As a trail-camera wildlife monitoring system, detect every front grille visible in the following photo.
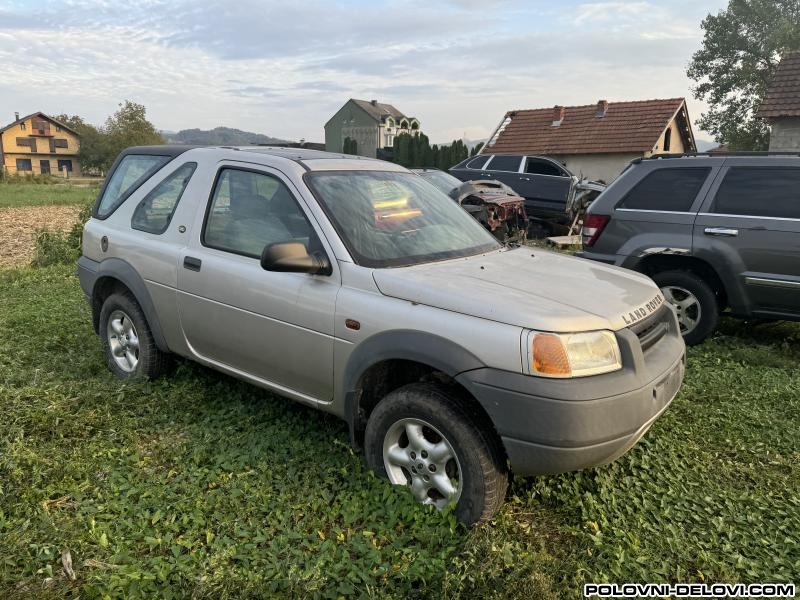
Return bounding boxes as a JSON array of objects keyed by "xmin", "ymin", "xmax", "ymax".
[{"xmin": 629, "ymin": 306, "xmax": 670, "ymax": 352}]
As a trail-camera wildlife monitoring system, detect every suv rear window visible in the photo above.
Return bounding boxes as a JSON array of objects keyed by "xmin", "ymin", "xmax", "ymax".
[
  {"xmin": 618, "ymin": 167, "xmax": 710, "ymax": 212},
  {"xmin": 712, "ymin": 167, "xmax": 800, "ymax": 219},
  {"xmin": 486, "ymin": 155, "xmax": 522, "ymax": 172},
  {"xmin": 96, "ymin": 154, "xmax": 172, "ymax": 218}
]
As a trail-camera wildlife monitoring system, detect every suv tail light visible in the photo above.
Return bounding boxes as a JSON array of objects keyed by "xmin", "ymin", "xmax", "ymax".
[{"xmin": 582, "ymin": 214, "xmax": 610, "ymax": 247}]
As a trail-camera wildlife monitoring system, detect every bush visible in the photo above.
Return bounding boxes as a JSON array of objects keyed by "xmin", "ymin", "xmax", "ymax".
[
  {"xmin": 0, "ymin": 172, "xmax": 59, "ymax": 185},
  {"xmin": 31, "ymin": 200, "xmax": 94, "ymax": 267}
]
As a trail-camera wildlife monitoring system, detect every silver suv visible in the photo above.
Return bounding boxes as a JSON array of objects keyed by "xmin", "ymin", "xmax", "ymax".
[{"xmin": 79, "ymin": 146, "xmax": 685, "ymax": 524}]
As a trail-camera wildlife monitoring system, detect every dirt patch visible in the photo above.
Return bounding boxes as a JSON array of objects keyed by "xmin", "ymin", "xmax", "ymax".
[{"xmin": 0, "ymin": 205, "xmax": 81, "ymax": 268}]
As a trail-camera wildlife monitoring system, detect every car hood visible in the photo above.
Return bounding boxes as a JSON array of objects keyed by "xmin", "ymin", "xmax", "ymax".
[{"xmin": 372, "ymin": 247, "xmax": 665, "ymax": 332}]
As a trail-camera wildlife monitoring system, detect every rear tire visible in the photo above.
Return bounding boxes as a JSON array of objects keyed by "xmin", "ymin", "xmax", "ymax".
[
  {"xmin": 365, "ymin": 383, "xmax": 508, "ymax": 525},
  {"xmin": 652, "ymin": 270, "xmax": 719, "ymax": 345},
  {"xmin": 99, "ymin": 292, "xmax": 171, "ymax": 379}
]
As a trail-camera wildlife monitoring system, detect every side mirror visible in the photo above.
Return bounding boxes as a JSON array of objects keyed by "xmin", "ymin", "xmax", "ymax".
[{"xmin": 260, "ymin": 242, "xmax": 332, "ymax": 276}]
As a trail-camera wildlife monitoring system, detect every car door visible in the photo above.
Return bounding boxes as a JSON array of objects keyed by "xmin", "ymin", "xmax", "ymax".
[
  {"xmin": 512, "ymin": 157, "xmax": 573, "ymax": 215},
  {"xmin": 176, "ymin": 162, "xmax": 339, "ymax": 402},
  {"xmin": 480, "ymin": 155, "xmax": 523, "ymax": 192},
  {"xmin": 694, "ymin": 160, "xmax": 800, "ymax": 317},
  {"xmin": 449, "ymin": 155, "xmax": 492, "ymax": 183},
  {"xmin": 587, "ymin": 163, "xmax": 719, "ymax": 260}
]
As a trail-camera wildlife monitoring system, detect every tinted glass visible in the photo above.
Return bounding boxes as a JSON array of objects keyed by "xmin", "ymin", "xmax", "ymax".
[
  {"xmin": 487, "ymin": 155, "xmax": 522, "ymax": 172},
  {"xmin": 712, "ymin": 167, "xmax": 800, "ymax": 219},
  {"xmin": 204, "ymin": 168, "xmax": 315, "ymax": 258},
  {"xmin": 466, "ymin": 155, "xmax": 490, "ymax": 169},
  {"xmin": 97, "ymin": 154, "xmax": 171, "ymax": 217},
  {"xmin": 306, "ymin": 171, "xmax": 500, "ymax": 268},
  {"xmin": 131, "ymin": 163, "xmax": 196, "ymax": 234},
  {"xmin": 525, "ymin": 158, "xmax": 566, "ymax": 177},
  {"xmin": 618, "ymin": 168, "xmax": 710, "ymax": 212}
]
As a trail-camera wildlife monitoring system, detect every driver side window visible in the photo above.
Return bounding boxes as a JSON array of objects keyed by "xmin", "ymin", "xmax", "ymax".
[{"xmin": 203, "ymin": 168, "xmax": 316, "ymax": 258}]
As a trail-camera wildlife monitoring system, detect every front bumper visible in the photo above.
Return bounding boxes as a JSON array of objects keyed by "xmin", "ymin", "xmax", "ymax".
[{"xmin": 457, "ymin": 308, "xmax": 685, "ymax": 475}]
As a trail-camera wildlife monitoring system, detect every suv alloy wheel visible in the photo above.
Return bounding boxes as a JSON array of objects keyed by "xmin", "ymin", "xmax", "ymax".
[{"xmin": 652, "ymin": 270, "xmax": 719, "ymax": 345}]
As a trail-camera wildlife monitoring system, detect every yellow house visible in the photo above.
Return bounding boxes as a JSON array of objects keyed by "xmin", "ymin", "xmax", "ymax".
[{"xmin": 0, "ymin": 112, "xmax": 81, "ymax": 177}]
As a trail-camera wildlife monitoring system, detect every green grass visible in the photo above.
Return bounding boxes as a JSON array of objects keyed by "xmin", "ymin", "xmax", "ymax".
[
  {"xmin": 0, "ymin": 265, "xmax": 798, "ymax": 598},
  {"xmin": 0, "ymin": 183, "xmax": 99, "ymax": 208}
]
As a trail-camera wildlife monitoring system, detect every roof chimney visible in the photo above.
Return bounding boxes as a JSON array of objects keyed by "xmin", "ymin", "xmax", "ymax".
[
  {"xmin": 14, "ymin": 112, "xmax": 19, "ymax": 122},
  {"xmin": 552, "ymin": 105, "xmax": 565, "ymax": 126},
  {"xmin": 370, "ymin": 99, "xmax": 378, "ymax": 106},
  {"xmin": 596, "ymin": 100, "xmax": 609, "ymax": 117}
]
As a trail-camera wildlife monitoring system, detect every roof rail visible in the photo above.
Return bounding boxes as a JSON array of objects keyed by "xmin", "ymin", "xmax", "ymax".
[{"xmin": 638, "ymin": 151, "xmax": 800, "ymax": 161}]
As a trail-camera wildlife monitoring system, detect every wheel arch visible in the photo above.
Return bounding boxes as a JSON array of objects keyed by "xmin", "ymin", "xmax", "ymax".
[
  {"xmin": 87, "ymin": 258, "xmax": 170, "ymax": 352},
  {"xmin": 342, "ymin": 331, "xmax": 497, "ymax": 448},
  {"xmin": 636, "ymin": 254, "xmax": 730, "ymax": 309}
]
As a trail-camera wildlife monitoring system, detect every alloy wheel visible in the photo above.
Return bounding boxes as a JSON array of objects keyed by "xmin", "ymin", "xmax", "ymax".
[
  {"xmin": 106, "ymin": 309, "xmax": 140, "ymax": 373},
  {"xmin": 382, "ymin": 418, "xmax": 462, "ymax": 509},
  {"xmin": 661, "ymin": 285, "xmax": 702, "ymax": 335}
]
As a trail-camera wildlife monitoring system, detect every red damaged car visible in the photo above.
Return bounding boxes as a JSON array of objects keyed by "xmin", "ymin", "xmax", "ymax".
[{"xmin": 413, "ymin": 168, "xmax": 528, "ymax": 243}]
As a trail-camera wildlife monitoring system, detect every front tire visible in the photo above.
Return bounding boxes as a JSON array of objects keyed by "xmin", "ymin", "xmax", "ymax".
[
  {"xmin": 652, "ymin": 270, "xmax": 719, "ymax": 345},
  {"xmin": 365, "ymin": 383, "xmax": 508, "ymax": 525},
  {"xmin": 99, "ymin": 292, "xmax": 170, "ymax": 379}
]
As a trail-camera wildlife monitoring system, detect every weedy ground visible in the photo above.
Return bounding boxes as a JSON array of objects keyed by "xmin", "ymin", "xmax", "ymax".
[{"xmin": 1, "ymin": 265, "xmax": 797, "ymax": 599}]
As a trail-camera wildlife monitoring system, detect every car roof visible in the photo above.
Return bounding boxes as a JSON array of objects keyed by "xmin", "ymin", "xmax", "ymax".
[{"xmin": 122, "ymin": 145, "xmax": 409, "ymax": 173}]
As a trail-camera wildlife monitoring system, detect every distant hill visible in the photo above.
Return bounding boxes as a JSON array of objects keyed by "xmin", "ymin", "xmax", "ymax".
[{"xmin": 164, "ymin": 127, "xmax": 291, "ymax": 146}]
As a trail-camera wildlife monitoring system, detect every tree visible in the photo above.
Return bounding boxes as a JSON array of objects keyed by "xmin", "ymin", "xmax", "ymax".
[
  {"xmin": 54, "ymin": 113, "xmax": 108, "ymax": 175},
  {"xmin": 391, "ymin": 134, "xmax": 471, "ymax": 169},
  {"xmin": 470, "ymin": 141, "xmax": 484, "ymax": 157},
  {"xmin": 687, "ymin": 0, "xmax": 800, "ymax": 150},
  {"xmin": 55, "ymin": 101, "xmax": 164, "ymax": 174},
  {"xmin": 342, "ymin": 136, "xmax": 358, "ymax": 154},
  {"xmin": 103, "ymin": 101, "xmax": 164, "ymax": 166}
]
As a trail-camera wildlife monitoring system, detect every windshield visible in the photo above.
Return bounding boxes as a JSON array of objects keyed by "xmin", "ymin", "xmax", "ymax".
[
  {"xmin": 417, "ymin": 170, "xmax": 463, "ymax": 196},
  {"xmin": 306, "ymin": 171, "xmax": 501, "ymax": 268}
]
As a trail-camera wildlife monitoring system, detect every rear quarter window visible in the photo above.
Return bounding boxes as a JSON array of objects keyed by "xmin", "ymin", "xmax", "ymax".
[
  {"xmin": 466, "ymin": 155, "xmax": 490, "ymax": 170},
  {"xmin": 712, "ymin": 167, "xmax": 800, "ymax": 219},
  {"xmin": 131, "ymin": 162, "xmax": 197, "ymax": 234},
  {"xmin": 96, "ymin": 154, "xmax": 172, "ymax": 218},
  {"xmin": 617, "ymin": 167, "xmax": 710, "ymax": 212}
]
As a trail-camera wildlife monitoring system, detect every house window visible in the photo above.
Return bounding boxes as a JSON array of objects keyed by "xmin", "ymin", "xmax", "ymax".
[
  {"xmin": 54, "ymin": 139, "xmax": 68, "ymax": 148},
  {"xmin": 57, "ymin": 159, "xmax": 73, "ymax": 172},
  {"xmin": 16, "ymin": 137, "xmax": 37, "ymax": 151},
  {"xmin": 19, "ymin": 122, "xmax": 26, "ymax": 130},
  {"xmin": 386, "ymin": 134, "xmax": 394, "ymax": 147},
  {"xmin": 664, "ymin": 128, "xmax": 672, "ymax": 152},
  {"xmin": 16, "ymin": 159, "xmax": 32, "ymax": 172}
]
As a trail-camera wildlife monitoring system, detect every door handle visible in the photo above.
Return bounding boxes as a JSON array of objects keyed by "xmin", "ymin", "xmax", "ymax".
[
  {"xmin": 520, "ymin": 177, "xmax": 531, "ymax": 181},
  {"xmin": 183, "ymin": 256, "xmax": 202, "ymax": 271},
  {"xmin": 704, "ymin": 227, "xmax": 738, "ymax": 237}
]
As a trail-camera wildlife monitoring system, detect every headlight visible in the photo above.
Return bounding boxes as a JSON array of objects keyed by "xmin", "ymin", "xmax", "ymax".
[{"xmin": 524, "ymin": 330, "xmax": 622, "ymax": 378}]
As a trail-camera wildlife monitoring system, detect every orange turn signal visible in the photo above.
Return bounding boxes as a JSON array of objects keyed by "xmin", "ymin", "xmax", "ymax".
[{"xmin": 532, "ymin": 333, "xmax": 571, "ymax": 376}]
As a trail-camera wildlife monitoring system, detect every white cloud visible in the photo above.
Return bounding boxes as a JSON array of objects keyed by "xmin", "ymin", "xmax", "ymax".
[{"xmin": 0, "ymin": 0, "xmax": 727, "ymax": 143}]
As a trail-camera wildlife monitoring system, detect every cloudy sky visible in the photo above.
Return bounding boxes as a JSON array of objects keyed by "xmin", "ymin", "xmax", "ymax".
[{"xmin": 0, "ymin": 0, "xmax": 727, "ymax": 144}]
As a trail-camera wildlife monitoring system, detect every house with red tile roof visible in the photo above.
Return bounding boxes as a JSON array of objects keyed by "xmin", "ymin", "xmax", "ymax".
[
  {"xmin": 757, "ymin": 51, "xmax": 800, "ymax": 152},
  {"xmin": 483, "ymin": 98, "xmax": 696, "ymax": 182}
]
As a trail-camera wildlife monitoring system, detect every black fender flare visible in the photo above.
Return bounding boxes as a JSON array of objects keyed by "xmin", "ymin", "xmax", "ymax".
[
  {"xmin": 80, "ymin": 256, "xmax": 170, "ymax": 352},
  {"xmin": 341, "ymin": 330, "xmax": 485, "ymax": 441}
]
